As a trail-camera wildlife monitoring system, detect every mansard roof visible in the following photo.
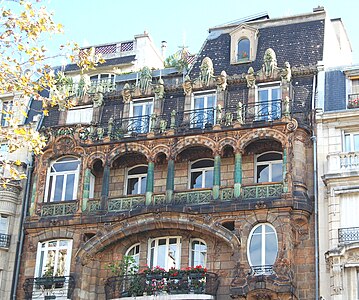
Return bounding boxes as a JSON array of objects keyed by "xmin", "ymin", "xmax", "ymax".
[{"xmin": 190, "ymin": 13, "xmax": 325, "ymax": 77}]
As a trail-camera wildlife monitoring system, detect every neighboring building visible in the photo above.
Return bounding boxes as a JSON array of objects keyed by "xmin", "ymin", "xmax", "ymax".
[
  {"xmin": 18, "ymin": 8, "xmax": 351, "ymax": 300},
  {"xmin": 317, "ymin": 65, "xmax": 359, "ymax": 300},
  {"xmin": 0, "ymin": 92, "xmax": 41, "ymax": 299}
]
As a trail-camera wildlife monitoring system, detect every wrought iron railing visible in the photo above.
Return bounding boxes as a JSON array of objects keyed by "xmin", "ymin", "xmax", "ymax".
[
  {"xmin": 243, "ymin": 99, "xmax": 282, "ymax": 123},
  {"xmin": 104, "ymin": 272, "xmax": 219, "ymax": 299},
  {"xmin": 110, "ymin": 115, "xmax": 151, "ymax": 138},
  {"xmin": 242, "ymin": 183, "xmax": 283, "ymax": 199},
  {"xmin": 40, "ymin": 200, "xmax": 78, "ymax": 217},
  {"xmin": 340, "ymin": 152, "xmax": 359, "ymax": 169},
  {"xmin": 348, "ymin": 93, "xmax": 359, "ymax": 108},
  {"xmin": 23, "ymin": 276, "xmax": 75, "ymax": 300},
  {"xmin": 0, "ymin": 233, "xmax": 10, "ymax": 248},
  {"xmin": 175, "ymin": 108, "xmax": 215, "ymax": 132},
  {"xmin": 250, "ymin": 265, "xmax": 274, "ymax": 276},
  {"xmin": 338, "ymin": 227, "xmax": 359, "ymax": 244}
]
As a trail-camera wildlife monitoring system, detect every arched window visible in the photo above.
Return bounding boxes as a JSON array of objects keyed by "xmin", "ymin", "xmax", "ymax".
[
  {"xmin": 45, "ymin": 157, "xmax": 80, "ymax": 202},
  {"xmin": 190, "ymin": 159, "xmax": 214, "ymax": 189},
  {"xmin": 237, "ymin": 38, "xmax": 250, "ymax": 61},
  {"xmin": 148, "ymin": 236, "xmax": 181, "ymax": 270},
  {"xmin": 125, "ymin": 243, "xmax": 140, "ymax": 272},
  {"xmin": 190, "ymin": 239, "xmax": 207, "ymax": 267},
  {"xmin": 255, "ymin": 152, "xmax": 283, "ymax": 183},
  {"xmin": 247, "ymin": 223, "xmax": 278, "ymax": 274},
  {"xmin": 126, "ymin": 165, "xmax": 147, "ymax": 195}
]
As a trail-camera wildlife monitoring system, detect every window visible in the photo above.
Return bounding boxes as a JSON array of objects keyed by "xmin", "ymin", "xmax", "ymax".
[
  {"xmin": 66, "ymin": 105, "xmax": 93, "ymax": 124},
  {"xmin": 344, "ymin": 132, "xmax": 359, "ymax": 152},
  {"xmin": 35, "ymin": 240, "xmax": 72, "ymax": 278},
  {"xmin": 126, "ymin": 243, "xmax": 140, "ymax": 267},
  {"xmin": 248, "ymin": 223, "xmax": 278, "ymax": 274},
  {"xmin": 126, "ymin": 165, "xmax": 147, "ymax": 195},
  {"xmin": 190, "ymin": 159, "xmax": 214, "ymax": 189},
  {"xmin": 0, "ymin": 101, "xmax": 12, "ymax": 127},
  {"xmin": 190, "ymin": 239, "xmax": 207, "ymax": 267},
  {"xmin": 45, "ymin": 157, "xmax": 80, "ymax": 202},
  {"xmin": 129, "ymin": 98, "xmax": 153, "ymax": 134},
  {"xmin": 191, "ymin": 93, "xmax": 216, "ymax": 129},
  {"xmin": 237, "ymin": 38, "xmax": 250, "ymax": 61},
  {"xmin": 0, "ymin": 215, "xmax": 9, "ymax": 248},
  {"xmin": 148, "ymin": 236, "xmax": 181, "ymax": 270},
  {"xmin": 256, "ymin": 152, "xmax": 283, "ymax": 183},
  {"xmin": 256, "ymin": 84, "xmax": 281, "ymax": 121},
  {"xmin": 90, "ymin": 73, "xmax": 115, "ymax": 92},
  {"xmin": 0, "ymin": 143, "xmax": 8, "ymax": 160}
]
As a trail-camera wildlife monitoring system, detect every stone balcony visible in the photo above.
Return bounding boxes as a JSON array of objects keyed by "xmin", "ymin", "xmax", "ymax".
[{"xmin": 326, "ymin": 152, "xmax": 359, "ymax": 176}]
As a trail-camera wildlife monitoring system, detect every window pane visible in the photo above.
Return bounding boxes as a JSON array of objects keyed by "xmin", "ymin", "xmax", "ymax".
[
  {"xmin": 127, "ymin": 178, "xmax": 139, "ymax": 195},
  {"xmin": 207, "ymin": 96, "xmax": 215, "ymax": 108},
  {"xmin": 140, "ymin": 176, "xmax": 147, "ymax": 194},
  {"xmin": 257, "ymin": 153, "xmax": 282, "ymax": 162},
  {"xmin": 157, "ymin": 243, "xmax": 166, "ymax": 268},
  {"xmin": 192, "ymin": 160, "xmax": 213, "ymax": 169},
  {"xmin": 194, "ymin": 97, "xmax": 204, "ymax": 110},
  {"xmin": 265, "ymin": 232, "xmax": 278, "ymax": 265},
  {"xmin": 237, "ymin": 39, "xmax": 250, "ymax": 60},
  {"xmin": 257, "ymin": 165, "xmax": 269, "ymax": 183},
  {"xmin": 204, "ymin": 170, "xmax": 213, "ymax": 188},
  {"xmin": 272, "ymin": 88, "xmax": 281, "ymax": 101},
  {"xmin": 168, "ymin": 243, "xmax": 178, "ymax": 269},
  {"xmin": 258, "ymin": 90, "xmax": 269, "ymax": 102},
  {"xmin": 344, "ymin": 134, "xmax": 351, "ymax": 152},
  {"xmin": 249, "ymin": 234, "xmax": 262, "ymax": 266},
  {"xmin": 354, "ymin": 134, "xmax": 359, "ymax": 151},
  {"xmin": 133, "ymin": 105, "xmax": 143, "ymax": 117},
  {"xmin": 128, "ymin": 166, "xmax": 147, "ymax": 175},
  {"xmin": 64, "ymin": 174, "xmax": 75, "ymax": 200},
  {"xmin": 271, "ymin": 163, "xmax": 283, "ymax": 182},
  {"xmin": 53, "ymin": 175, "xmax": 64, "ymax": 201},
  {"xmin": 53, "ymin": 161, "xmax": 79, "ymax": 172},
  {"xmin": 191, "ymin": 172, "xmax": 203, "ymax": 189}
]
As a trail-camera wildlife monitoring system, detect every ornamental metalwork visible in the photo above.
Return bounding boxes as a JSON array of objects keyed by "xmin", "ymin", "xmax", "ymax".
[
  {"xmin": 87, "ymin": 200, "xmax": 101, "ymax": 212},
  {"xmin": 110, "ymin": 115, "xmax": 150, "ymax": 139},
  {"xmin": 107, "ymin": 196, "xmax": 145, "ymax": 212},
  {"xmin": 176, "ymin": 108, "xmax": 215, "ymax": 131},
  {"xmin": 174, "ymin": 189, "xmax": 212, "ymax": 205},
  {"xmin": 220, "ymin": 187, "xmax": 234, "ymax": 201},
  {"xmin": 0, "ymin": 233, "xmax": 11, "ymax": 248},
  {"xmin": 243, "ymin": 99, "xmax": 283, "ymax": 123},
  {"xmin": 242, "ymin": 184, "xmax": 283, "ymax": 199},
  {"xmin": 153, "ymin": 194, "xmax": 166, "ymax": 205},
  {"xmin": 338, "ymin": 227, "xmax": 359, "ymax": 244},
  {"xmin": 40, "ymin": 201, "xmax": 78, "ymax": 217},
  {"xmin": 23, "ymin": 275, "xmax": 75, "ymax": 300}
]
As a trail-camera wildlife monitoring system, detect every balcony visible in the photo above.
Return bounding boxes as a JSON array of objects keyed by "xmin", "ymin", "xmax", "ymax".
[
  {"xmin": 110, "ymin": 115, "xmax": 151, "ymax": 138},
  {"xmin": 0, "ymin": 233, "xmax": 10, "ymax": 248},
  {"xmin": 40, "ymin": 200, "xmax": 78, "ymax": 217},
  {"xmin": 80, "ymin": 41, "xmax": 135, "ymax": 59},
  {"xmin": 338, "ymin": 227, "xmax": 359, "ymax": 244},
  {"xmin": 104, "ymin": 272, "xmax": 219, "ymax": 300},
  {"xmin": 347, "ymin": 93, "xmax": 359, "ymax": 109},
  {"xmin": 327, "ymin": 152, "xmax": 359, "ymax": 174},
  {"xmin": 242, "ymin": 183, "xmax": 283, "ymax": 199},
  {"xmin": 23, "ymin": 276, "xmax": 75, "ymax": 300}
]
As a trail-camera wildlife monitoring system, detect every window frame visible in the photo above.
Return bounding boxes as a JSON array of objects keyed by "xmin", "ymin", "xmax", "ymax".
[
  {"xmin": 125, "ymin": 165, "xmax": 148, "ymax": 195},
  {"xmin": 129, "ymin": 97, "xmax": 153, "ymax": 134},
  {"xmin": 189, "ymin": 238, "xmax": 207, "ymax": 268},
  {"xmin": 255, "ymin": 151, "xmax": 283, "ymax": 183},
  {"xmin": 125, "ymin": 243, "xmax": 140, "ymax": 270},
  {"xmin": 343, "ymin": 131, "xmax": 359, "ymax": 152},
  {"xmin": 237, "ymin": 38, "xmax": 250, "ymax": 62},
  {"xmin": 189, "ymin": 159, "xmax": 214, "ymax": 189},
  {"xmin": 255, "ymin": 82, "xmax": 282, "ymax": 121},
  {"xmin": 66, "ymin": 105, "xmax": 93, "ymax": 125},
  {"xmin": 191, "ymin": 91, "xmax": 216, "ymax": 129},
  {"xmin": 0, "ymin": 143, "xmax": 9, "ymax": 160},
  {"xmin": 45, "ymin": 157, "xmax": 81, "ymax": 202},
  {"xmin": 148, "ymin": 236, "xmax": 182, "ymax": 270},
  {"xmin": 247, "ymin": 223, "xmax": 278, "ymax": 274},
  {"xmin": 0, "ymin": 101, "xmax": 13, "ymax": 127},
  {"xmin": 0, "ymin": 214, "xmax": 9, "ymax": 235}
]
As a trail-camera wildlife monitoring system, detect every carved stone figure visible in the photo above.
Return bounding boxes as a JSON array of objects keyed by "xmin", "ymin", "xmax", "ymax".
[
  {"xmin": 139, "ymin": 66, "xmax": 152, "ymax": 94},
  {"xmin": 92, "ymin": 90, "xmax": 104, "ymax": 124},
  {"xmin": 245, "ymin": 67, "xmax": 256, "ymax": 88},
  {"xmin": 216, "ymin": 70, "xmax": 227, "ymax": 91},
  {"xmin": 108, "ymin": 117, "xmax": 114, "ymax": 136},
  {"xmin": 96, "ymin": 127, "xmax": 104, "ymax": 140},
  {"xmin": 182, "ymin": 75, "xmax": 192, "ymax": 96},
  {"xmin": 216, "ymin": 104, "xmax": 222, "ymax": 125},
  {"xmin": 199, "ymin": 57, "xmax": 214, "ymax": 86},
  {"xmin": 154, "ymin": 78, "xmax": 165, "ymax": 100},
  {"xmin": 150, "ymin": 113, "xmax": 157, "ymax": 132},
  {"xmin": 237, "ymin": 101, "xmax": 243, "ymax": 124},
  {"xmin": 225, "ymin": 111, "xmax": 233, "ymax": 126},
  {"xmin": 159, "ymin": 119, "xmax": 167, "ymax": 133},
  {"xmin": 281, "ymin": 61, "xmax": 292, "ymax": 82},
  {"xmin": 170, "ymin": 110, "xmax": 176, "ymax": 129},
  {"xmin": 122, "ymin": 82, "xmax": 132, "ymax": 103},
  {"xmin": 263, "ymin": 48, "xmax": 277, "ymax": 77},
  {"xmin": 283, "ymin": 96, "xmax": 290, "ymax": 117}
]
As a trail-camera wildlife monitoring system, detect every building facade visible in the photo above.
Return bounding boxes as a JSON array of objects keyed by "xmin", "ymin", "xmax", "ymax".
[
  {"xmin": 317, "ymin": 65, "xmax": 359, "ymax": 300},
  {"xmin": 18, "ymin": 8, "xmax": 351, "ymax": 300}
]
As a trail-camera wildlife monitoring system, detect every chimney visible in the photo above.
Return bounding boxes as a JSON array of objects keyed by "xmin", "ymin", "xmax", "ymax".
[{"xmin": 161, "ymin": 41, "xmax": 167, "ymax": 59}]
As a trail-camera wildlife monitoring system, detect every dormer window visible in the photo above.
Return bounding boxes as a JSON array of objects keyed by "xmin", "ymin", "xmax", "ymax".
[
  {"xmin": 237, "ymin": 38, "xmax": 250, "ymax": 61},
  {"xmin": 229, "ymin": 24, "xmax": 258, "ymax": 64}
]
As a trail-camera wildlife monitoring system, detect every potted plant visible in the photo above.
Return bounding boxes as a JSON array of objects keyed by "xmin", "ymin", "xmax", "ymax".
[{"xmin": 37, "ymin": 267, "xmax": 54, "ymax": 289}]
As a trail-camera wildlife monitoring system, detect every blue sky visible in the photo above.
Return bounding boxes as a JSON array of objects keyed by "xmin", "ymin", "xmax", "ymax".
[{"xmin": 45, "ymin": 0, "xmax": 358, "ymax": 64}]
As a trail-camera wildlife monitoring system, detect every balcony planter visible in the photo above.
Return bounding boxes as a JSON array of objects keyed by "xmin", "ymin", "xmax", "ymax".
[
  {"xmin": 36, "ymin": 277, "xmax": 54, "ymax": 289},
  {"xmin": 348, "ymin": 98, "xmax": 359, "ymax": 109}
]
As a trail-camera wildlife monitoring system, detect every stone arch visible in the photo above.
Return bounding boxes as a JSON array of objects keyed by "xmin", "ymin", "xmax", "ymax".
[
  {"xmin": 218, "ymin": 137, "xmax": 237, "ymax": 155},
  {"xmin": 108, "ymin": 143, "xmax": 152, "ymax": 166},
  {"xmin": 75, "ymin": 212, "xmax": 241, "ymax": 264},
  {"xmin": 30, "ymin": 228, "xmax": 75, "ymax": 246},
  {"xmin": 238, "ymin": 128, "xmax": 287, "ymax": 151},
  {"xmin": 151, "ymin": 144, "xmax": 170, "ymax": 161},
  {"xmin": 173, "ymin": 136, "xmax": 217, "ymax": 159},
  {"xmin": 86, "ymin": 151, "xmax": 106, "ymax": 169}
]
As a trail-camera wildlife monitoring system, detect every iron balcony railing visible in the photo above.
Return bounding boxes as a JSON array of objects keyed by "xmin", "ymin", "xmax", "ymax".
[
  {"xmin": 243, "ymin": 99, "xmax": 283, "ymax": 123},
  {"xmin": 175, "ymin": 108, "xmax": 215, "ymax": 132},
  {"xmin": 0, "ymin": 233, "xmax": 10, "ymax": 248},
  {"xmin": 23, "ymin": 276, "xmax": 75, "ymax": 300},
  {"xmin": 338, "ymin": 227, "xmax": 359, "ymax": 244},
  {"xmin": 104, "ymin": 272, "xmax": 219, "ymax": 299},
  {"xmin": 250, "ymin": 265, "xmax": 275, "ymax": 276},
  {"xmin": 111, "ymin": 115, "xmax": 151, "ymax": 138}
]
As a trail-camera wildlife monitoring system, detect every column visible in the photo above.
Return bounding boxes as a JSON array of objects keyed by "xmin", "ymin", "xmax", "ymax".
[
  {"xmin": 212, "ymin": 154, "xmax": 221, "ymax": 200},
  {"xmin": 29, "ymin": 175, "xmax": 37, "ymax": 216},
  {"xmin": 100, "ymin": 162, "xmax": 110, "ymax": 210},
  {"xmin": 82, "ymin": 168, "xmax": 91, "ymax": 212},
  {"xmin": 145, "ymin": 161, "xmax": 154, "ymax": 205},
  {"xmin": 166, "ymin": 158, "xmax": 175, "ymax": 203},
  {"xmin": 234, "ymin": 152, "xmax": 242, "ymax": 198},
  {"xmin": 282, "ymin": 148, "xmax": 288, "ymax": 193}
]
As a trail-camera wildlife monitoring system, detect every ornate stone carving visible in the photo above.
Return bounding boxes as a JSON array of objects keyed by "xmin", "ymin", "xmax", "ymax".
[
  {"xmin": 286, "ymin": 118, "xmax": 298, "ymax": 132},
  {"xmin": 154, "ymin": 78, "xmax": 165, "ymax": 100},
  {"xmin": 225, "ymin": 112, "xmax": 233, "ymax": 126},
  {"xmin": 182, "ymin": 75, "xmax": 193, "ymax": 96},
  {"xmin": 199, "ymin": 57, "xmax": 214, "ymax": 86},
  {"xmin": 138, "ymin": 66, "xmax": 152, "ymax": 94},
  {"xmin": 54, "ymin": 137, "xmax": 75, "ymax": 154},
  {"xmin": 245, "ymin": 67, "xmax": 256, "ymax": 88},
  {"xmin": 91, "ymin": 90, "xmax": 104, "ymax": 124},
  {"xmin": 216, "ymin": 70, "xmax": 227, "ymax": 91},
  {"xmin": 263, "ymin": 48, "xmax": 277, "ymax": 77},
  {"xmin": 122, "ymin": 82, "xmax": 132, "ymax": 102},
  {"xmin": 281, "ymin": 61, "xmax": 291, "ymax": 82}
]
